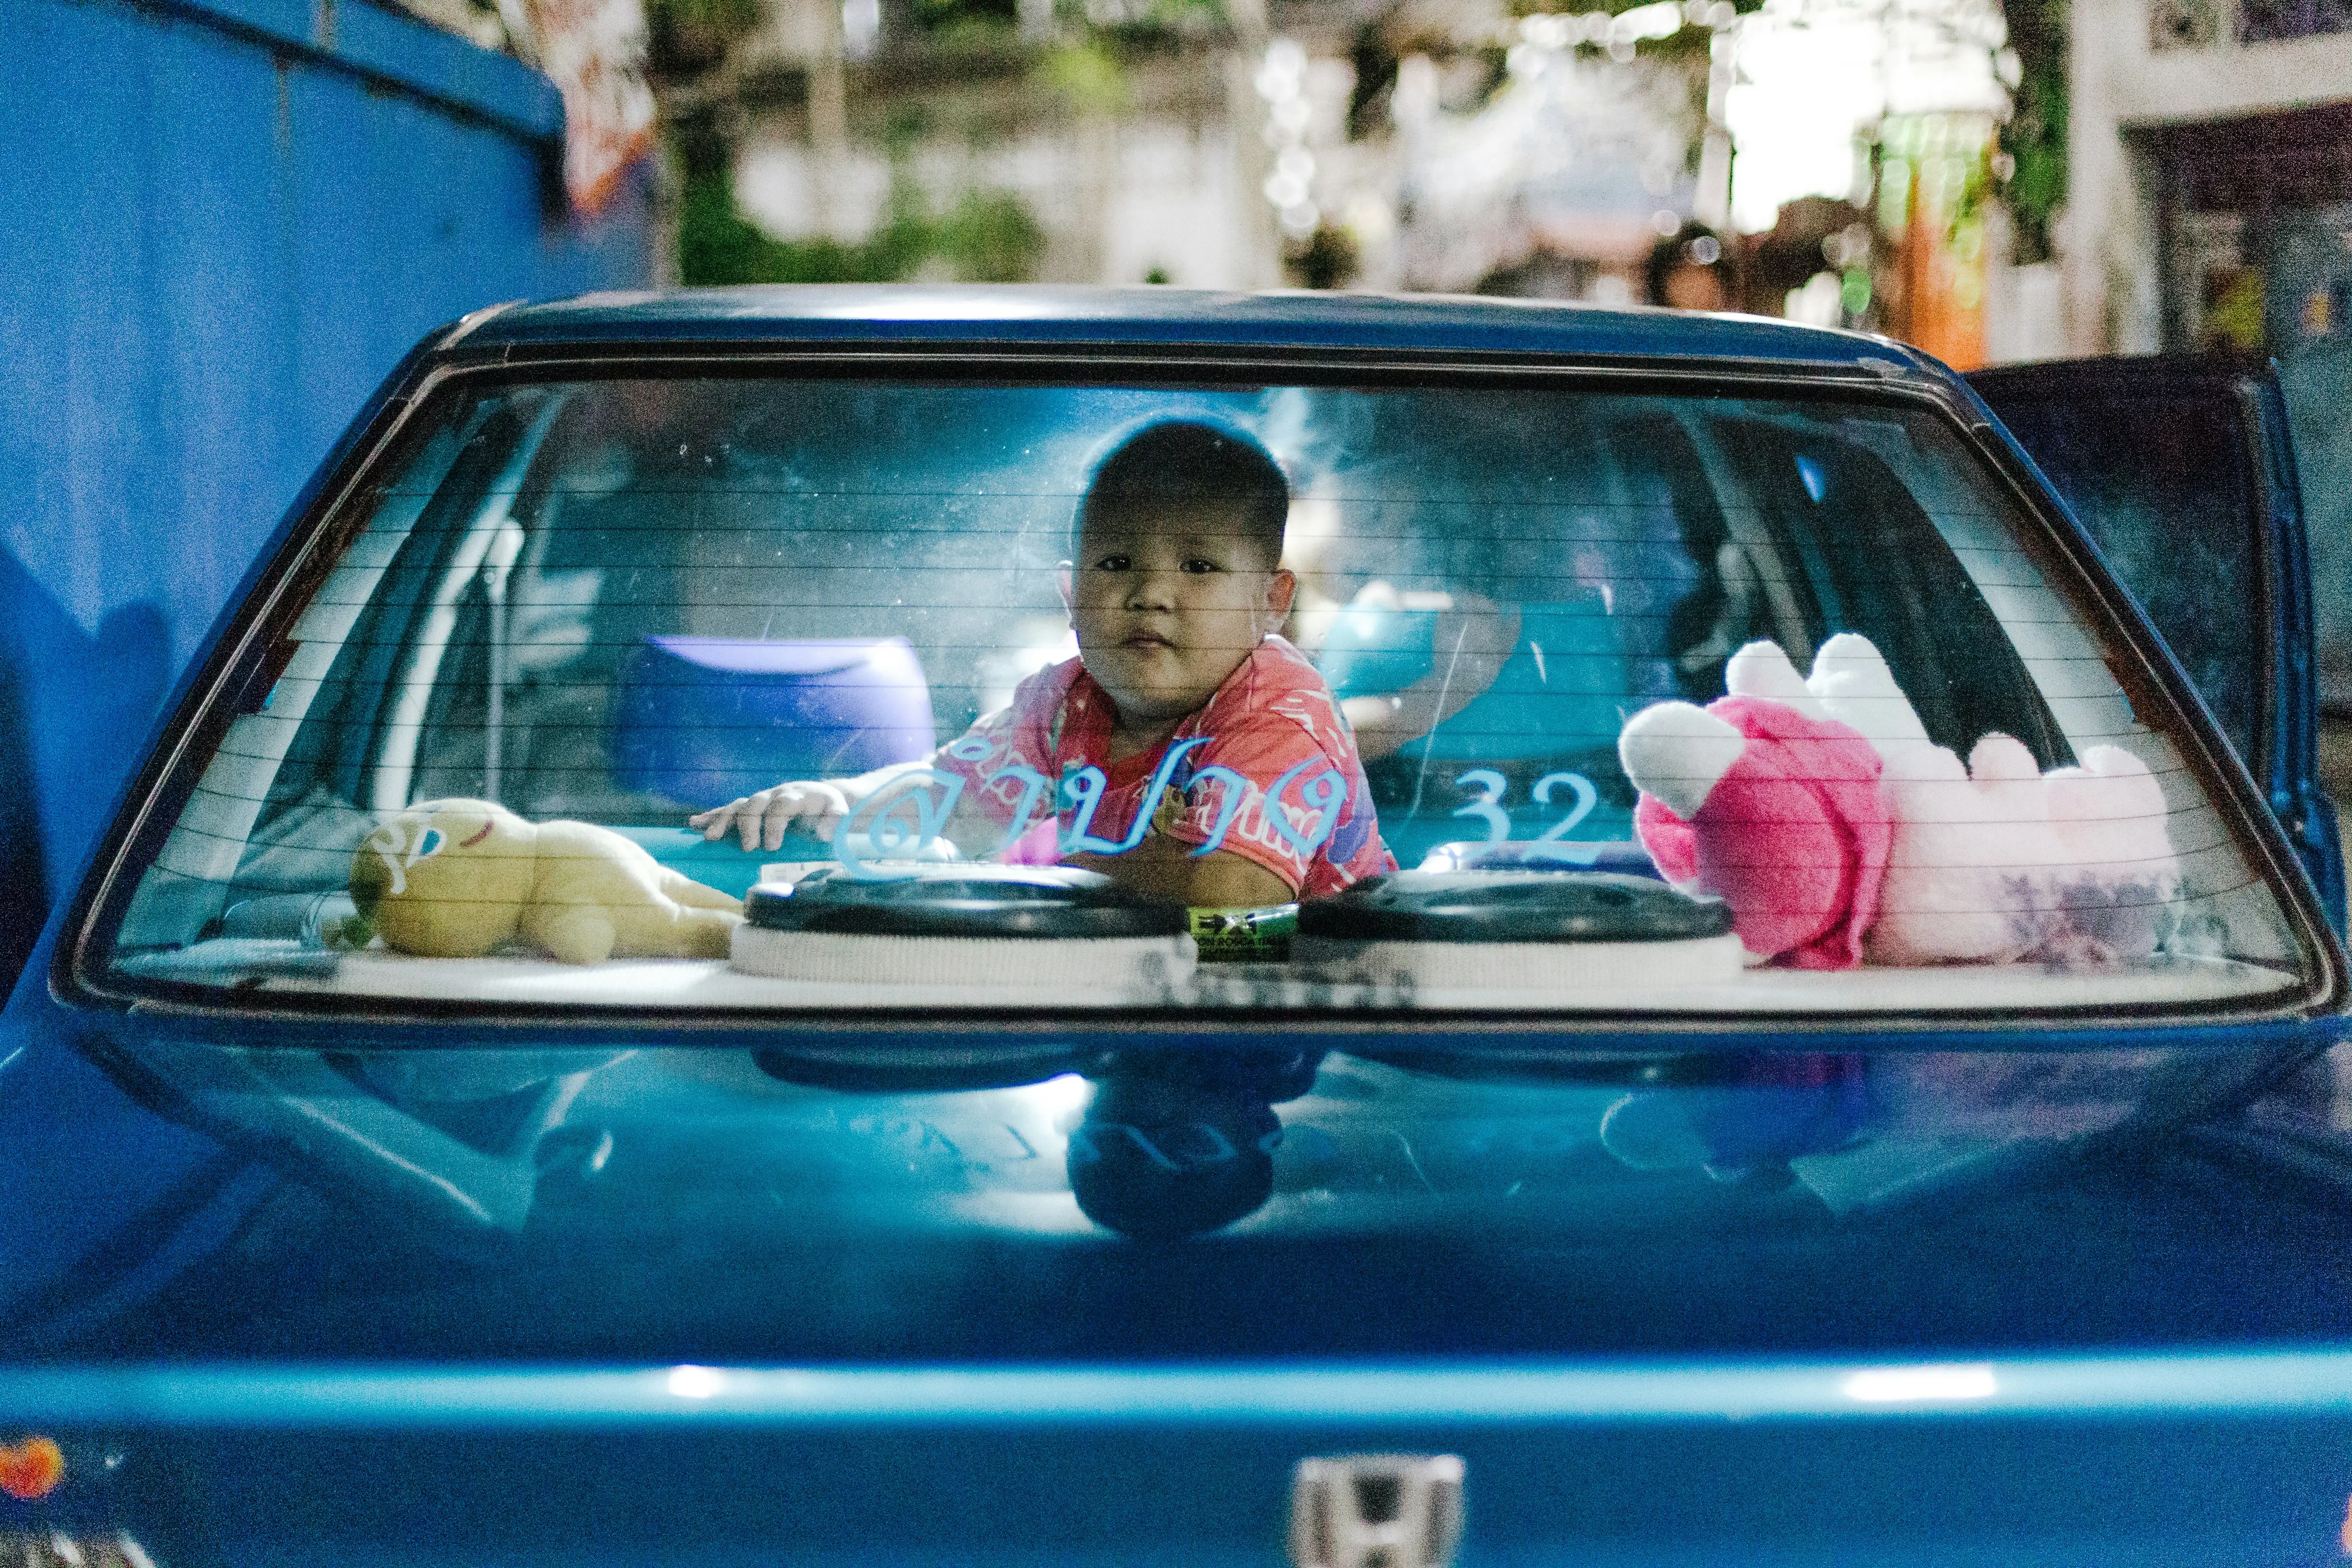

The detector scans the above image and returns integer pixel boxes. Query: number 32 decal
[1451,769,1597,844]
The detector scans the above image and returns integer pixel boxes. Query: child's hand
[1430,591,1523,686]
[689,782,851,852]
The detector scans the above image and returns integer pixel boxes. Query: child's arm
[690,757,1012,858]
[1068,838,1296,908]
[690,757,931,852]
[1344,595,1521,760]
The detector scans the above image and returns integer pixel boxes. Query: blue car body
[4,288,2350,1568]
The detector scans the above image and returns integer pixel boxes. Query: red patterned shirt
[936,636,1395,898]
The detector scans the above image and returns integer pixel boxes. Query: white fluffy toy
[1617,633,2181,969]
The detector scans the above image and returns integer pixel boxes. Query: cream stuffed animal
[1619,634,2180,968]
[350,798,742,964]
[1802,634,2179,965]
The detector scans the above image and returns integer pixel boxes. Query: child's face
[1061,502,1296,726]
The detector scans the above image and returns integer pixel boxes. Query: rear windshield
[95,372,2311,1017]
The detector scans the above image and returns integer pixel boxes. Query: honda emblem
[1288,1453,1465,1568]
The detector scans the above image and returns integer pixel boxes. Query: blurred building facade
[679,0,1730,294]
[668,0,2049,345]
[2064,0,2350,359]
[2061,0,2351,693]
[730,32,1279,287]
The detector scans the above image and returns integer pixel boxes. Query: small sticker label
[1187,903,1298,963]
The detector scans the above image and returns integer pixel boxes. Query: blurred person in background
[1647,222,1737,311]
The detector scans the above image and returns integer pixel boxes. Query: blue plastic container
[612,636,938,810]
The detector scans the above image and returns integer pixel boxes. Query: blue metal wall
[0,0,656,990]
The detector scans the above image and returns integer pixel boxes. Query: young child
[689,420,1395,907]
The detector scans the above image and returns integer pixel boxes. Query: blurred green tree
[1997,0,2068,263]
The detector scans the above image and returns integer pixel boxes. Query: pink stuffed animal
[1619,634,2180,970]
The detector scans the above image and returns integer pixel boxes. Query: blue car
[5,288,2350,1568]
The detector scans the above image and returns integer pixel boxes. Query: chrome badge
[1289,1453,1465,1568]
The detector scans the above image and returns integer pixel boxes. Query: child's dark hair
[1075,421,1290,565]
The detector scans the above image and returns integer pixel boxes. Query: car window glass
[98,375,2310,1017]
[1980,387,2263,764]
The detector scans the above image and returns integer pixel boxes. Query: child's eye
[1181,557,1220,574]
[1093,553,1133,572]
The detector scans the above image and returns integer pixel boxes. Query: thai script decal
[831,738,1596,878]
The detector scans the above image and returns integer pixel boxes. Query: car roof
[461,284,1938,369]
